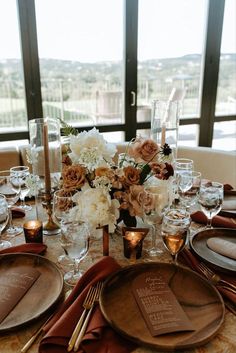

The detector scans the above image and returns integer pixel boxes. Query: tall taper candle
[43,122,51,193]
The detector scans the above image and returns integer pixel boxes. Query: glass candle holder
[23,220,43,243]
[122,227,149,262]
[29,117,62,191]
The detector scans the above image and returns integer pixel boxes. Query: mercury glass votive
[23,220,43,243]
[122,227,149,262]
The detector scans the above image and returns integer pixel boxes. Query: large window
[35,0,123,129]
[0,0,235,151]
[0,0,27,134]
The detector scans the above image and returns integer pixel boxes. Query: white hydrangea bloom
[71,187,119,233]
[69,127,117,171]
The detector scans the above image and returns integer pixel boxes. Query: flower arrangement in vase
[60,124,174,231]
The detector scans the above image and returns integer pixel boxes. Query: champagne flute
[10,166,32,211]
[0,170,22,237]
[60,221,90,286]
[0,194,11,250]
[198,181,224,228]
[161,208,191,264]
[53,189,75,268]
[142,184,169,257]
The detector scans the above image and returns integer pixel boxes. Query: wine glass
[142,184,169,257]
[0,194,11,250]
[174,158,194,203]
[198,181,224,228]
[161,208,191,264]
[10,166,32,211]
[177,171,201,211]
[0,170,22,237]
[60,221,90,286]
[53,190,75,268]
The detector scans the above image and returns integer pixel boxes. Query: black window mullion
[198,0,225,147]
[17,0,43,131]
[124,0,138,141]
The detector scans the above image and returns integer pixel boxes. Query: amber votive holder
[23,220,43,243]
[122,227,149,261]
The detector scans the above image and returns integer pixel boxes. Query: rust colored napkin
[0,243,47,255]
[39,256,136,353]
[11,206,26,218]
[179,248,236,308]
[191,211,236,229]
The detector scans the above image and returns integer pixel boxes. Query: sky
[0,0,235,62]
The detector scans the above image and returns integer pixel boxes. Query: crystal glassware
[198,181,224,228]
[177,171,201,210]
[142,183,169,257]
[0,170,22,237]
[60,221,90,286]
[10,166,32,211]
[0,194,11,250]
[53,189,75,269]
[161,208,191,264]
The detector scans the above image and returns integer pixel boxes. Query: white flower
[71,187,119,233]
[69,127,117,171]
[92,176,112,192]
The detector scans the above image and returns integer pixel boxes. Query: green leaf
[139,164,151,184]
[58,118,78,136]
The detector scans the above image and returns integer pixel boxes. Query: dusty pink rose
[121,166,141,188]
[129,138,159,162]
[128,185,144,217]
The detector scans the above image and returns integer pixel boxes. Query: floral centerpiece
[60,125,174,232]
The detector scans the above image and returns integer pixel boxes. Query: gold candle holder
[41,191,60,235]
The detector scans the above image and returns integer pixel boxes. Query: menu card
[132,271,195,336]
[0,265,40,324]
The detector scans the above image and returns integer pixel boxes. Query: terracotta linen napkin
[11,206,26,218]
[39,256,136,353]
[179,248,236,307]
[0,243,47,255]
[191,211,236,229]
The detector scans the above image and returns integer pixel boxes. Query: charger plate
[0,253,63,332]
[190,228,236,273]
[100,262,224,351]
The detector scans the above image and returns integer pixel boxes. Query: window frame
[0,0,235,147]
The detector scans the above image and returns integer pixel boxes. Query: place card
[0,265,41,324]
[132,271,195,336]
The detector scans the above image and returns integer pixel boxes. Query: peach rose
[128,185,144,217]
[121,166,140,188]
[129,138,159,162]
[62,165,86,191]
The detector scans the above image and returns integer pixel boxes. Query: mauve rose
[62,165,86,191]
[128,185,144,217]
[130,138,159,162]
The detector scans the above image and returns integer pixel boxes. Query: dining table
[0,203,235,353]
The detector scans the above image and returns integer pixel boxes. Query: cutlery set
[20,282,103,353]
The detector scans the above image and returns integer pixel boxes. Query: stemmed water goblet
[53,189,75,269]
[198,181,224,228]
[0,170,22,237]
[174,158,194,203]
[10,166,32,211]
[0,194,11,250]
[177,171,201,211]
[142,184,169,257]
[161,208,191,264]
[60,221,90,286]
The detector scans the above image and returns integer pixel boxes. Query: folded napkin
[39,256,136,353]
[191,211,236,229]
[179,248,236,309]
[11,206,26,218]
[0,243,47,255]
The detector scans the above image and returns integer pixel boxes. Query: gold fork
[198,262,236,293]
[67,285,98,352]
[73,281,103,352]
